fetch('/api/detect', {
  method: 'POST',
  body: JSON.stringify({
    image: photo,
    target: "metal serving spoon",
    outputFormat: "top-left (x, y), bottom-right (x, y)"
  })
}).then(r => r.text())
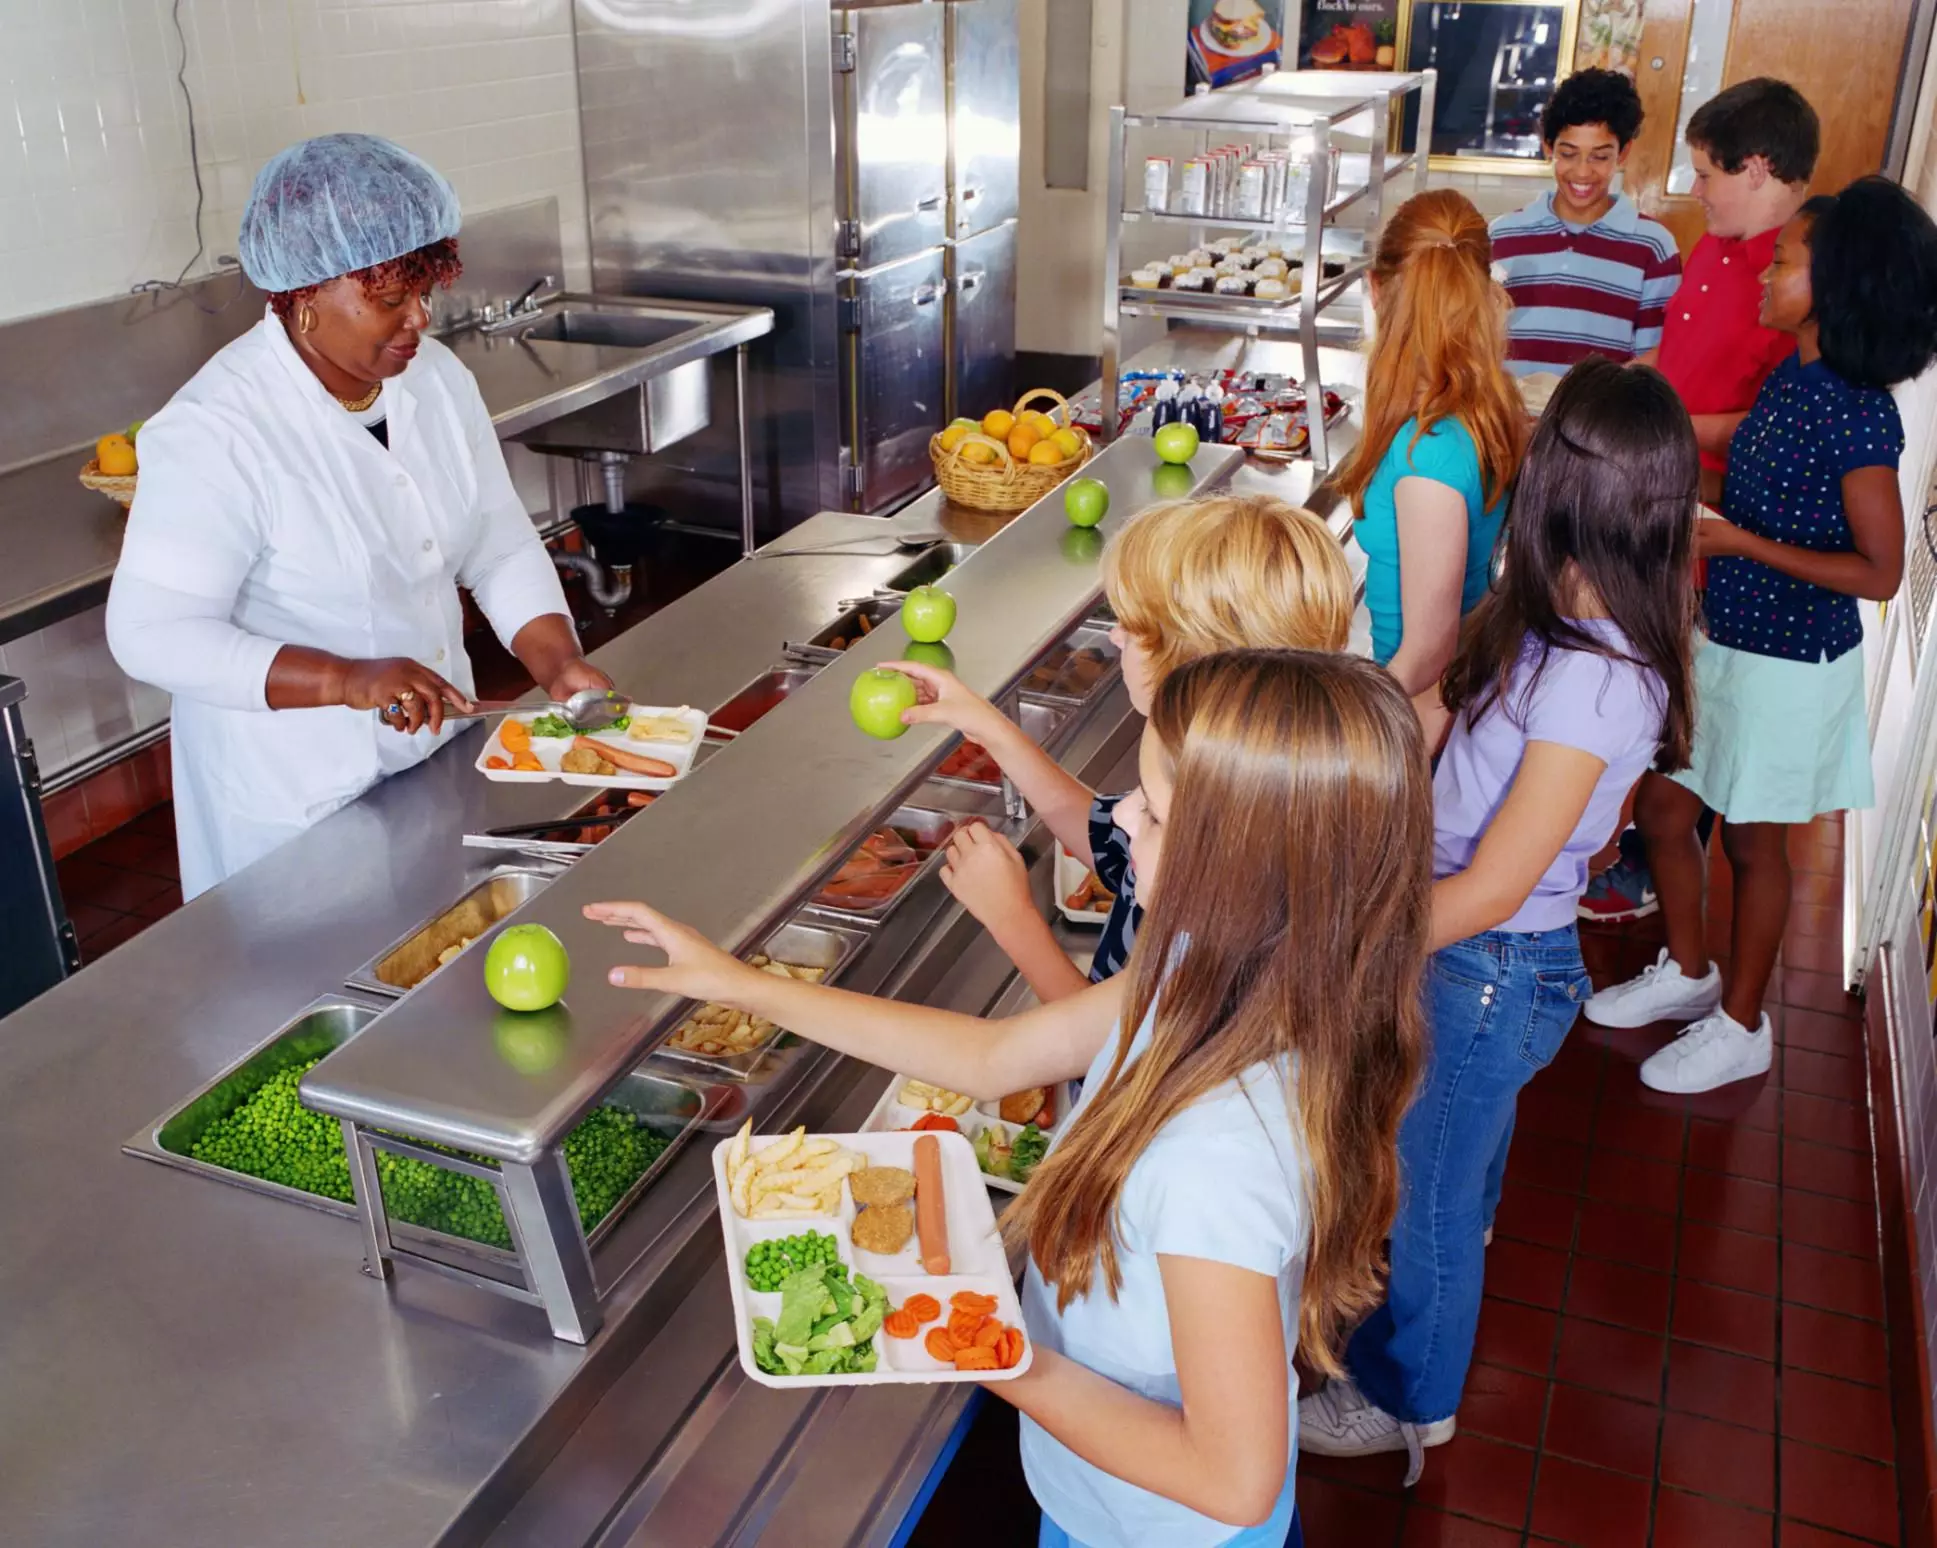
top-left (446, 686), bottom-right (633, 730)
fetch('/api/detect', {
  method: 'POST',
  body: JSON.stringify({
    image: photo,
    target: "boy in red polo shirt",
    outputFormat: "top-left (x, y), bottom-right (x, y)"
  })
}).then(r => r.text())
top-left (1580, 77), bottom-right (1819, 925)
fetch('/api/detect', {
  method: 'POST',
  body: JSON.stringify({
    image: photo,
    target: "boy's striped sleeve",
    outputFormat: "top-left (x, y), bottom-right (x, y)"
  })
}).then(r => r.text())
top-left (1634, 241), bottom-right (1684, 354)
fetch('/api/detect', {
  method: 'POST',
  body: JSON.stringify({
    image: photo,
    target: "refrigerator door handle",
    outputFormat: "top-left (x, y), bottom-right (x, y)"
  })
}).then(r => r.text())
top-left (914, 194), bottom-right (944, 212)
top-left (912, 283), bottom-right (943, 306)
top-left (957, 269), bottom-right (984, 296)
top-left (961, 184), bottom-right (982, 204)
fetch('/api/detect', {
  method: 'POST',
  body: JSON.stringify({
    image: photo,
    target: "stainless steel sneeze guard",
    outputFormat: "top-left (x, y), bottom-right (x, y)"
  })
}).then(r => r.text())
top-left (299, 436), bottom-right (1242, 1340)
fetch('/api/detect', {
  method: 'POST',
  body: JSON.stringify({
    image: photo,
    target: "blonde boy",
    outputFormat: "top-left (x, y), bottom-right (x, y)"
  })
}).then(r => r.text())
top-left (886, 494), bottom-right (1353, 1000)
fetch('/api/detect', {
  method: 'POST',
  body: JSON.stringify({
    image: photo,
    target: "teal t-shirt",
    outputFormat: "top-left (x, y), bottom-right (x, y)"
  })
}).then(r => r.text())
top-left (1353, 416), bottom-right (1508, 665)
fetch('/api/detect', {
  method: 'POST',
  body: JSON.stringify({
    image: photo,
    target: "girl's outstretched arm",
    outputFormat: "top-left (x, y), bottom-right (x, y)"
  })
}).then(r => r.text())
top-left (584, 900), bottom-right (1121, 1097)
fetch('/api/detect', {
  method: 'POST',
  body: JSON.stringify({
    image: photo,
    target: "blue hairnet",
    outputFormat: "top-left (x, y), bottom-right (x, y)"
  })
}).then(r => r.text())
top-left (238, 134), bottom-right (462, 293)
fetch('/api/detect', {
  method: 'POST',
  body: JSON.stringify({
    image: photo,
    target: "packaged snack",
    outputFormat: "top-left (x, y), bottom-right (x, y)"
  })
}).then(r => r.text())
top-left (1143, 156), bottom-right (1171, 213)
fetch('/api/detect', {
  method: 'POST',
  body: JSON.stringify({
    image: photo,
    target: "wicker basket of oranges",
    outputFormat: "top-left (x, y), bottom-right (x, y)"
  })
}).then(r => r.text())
top-left (931, 389), bottom-right (1092, 513)
top-left (79, 429), bottom-right (141, 509)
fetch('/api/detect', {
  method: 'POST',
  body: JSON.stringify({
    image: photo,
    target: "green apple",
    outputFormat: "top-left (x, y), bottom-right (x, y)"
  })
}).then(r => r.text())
top-left (483, 923), bottom-right (570, 1012)
top-left (902, 640), bottom-right (956, 673)
top-left (1060, 527), bottom-right (1105, 565)
top-left (900, 584), bottom-right (957, 643)
top-left (1063, 476), bottom-right (1109, 528)
top-left (850, 667), bottom-right (918, 739)
top-left (1152, 422), bottom-right (1200, 465)
top-left (493, 1005), bottom-right (571, 1074)
top-left (1150, 463), bottom-right (1196, 501)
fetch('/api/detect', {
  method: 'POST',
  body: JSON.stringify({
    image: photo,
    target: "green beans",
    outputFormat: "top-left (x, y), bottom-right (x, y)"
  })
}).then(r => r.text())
top-left (190, 1056), bottom-right (672, 1247)
top-left (743, 1231), bottom-right (841, 1292)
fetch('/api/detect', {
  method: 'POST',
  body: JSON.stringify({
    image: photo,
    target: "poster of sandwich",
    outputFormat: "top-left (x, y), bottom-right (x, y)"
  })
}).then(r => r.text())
top-left (1297, 0), bottom-right (1401, 70)
top-left (1186, 0), bottom-right (1286, 91)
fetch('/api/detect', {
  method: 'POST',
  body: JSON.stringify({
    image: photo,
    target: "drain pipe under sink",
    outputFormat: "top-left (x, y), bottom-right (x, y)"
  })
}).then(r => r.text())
top-left (552, 548), bottom-right (633, 613)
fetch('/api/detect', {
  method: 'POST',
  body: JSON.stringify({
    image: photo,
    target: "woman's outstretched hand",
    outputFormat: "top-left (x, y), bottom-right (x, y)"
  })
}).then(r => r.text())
top-left (582, 900), bottom-right (751, 1005)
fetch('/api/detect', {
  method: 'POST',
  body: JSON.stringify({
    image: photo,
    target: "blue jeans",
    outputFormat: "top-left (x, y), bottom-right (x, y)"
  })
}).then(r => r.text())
top-left (1346, 927), bottom-right (1590, 1424)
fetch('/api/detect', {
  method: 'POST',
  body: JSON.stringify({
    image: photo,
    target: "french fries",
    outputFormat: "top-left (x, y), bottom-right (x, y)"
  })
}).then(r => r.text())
top-left (667, 957), bottom-right (826, 1057)
top-left (724, 1121), bottom-right (864, 1218)
top-left (898, 1079), bottom-right (974, 1118)
top-left (627, 709), bottom-right (697, 745)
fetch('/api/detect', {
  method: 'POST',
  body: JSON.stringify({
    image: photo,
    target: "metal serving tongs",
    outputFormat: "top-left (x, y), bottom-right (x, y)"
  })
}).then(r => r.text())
top-left (461, 795), bottom-right (656, 858)
top-left (444, 686), bottom-right (633, 729)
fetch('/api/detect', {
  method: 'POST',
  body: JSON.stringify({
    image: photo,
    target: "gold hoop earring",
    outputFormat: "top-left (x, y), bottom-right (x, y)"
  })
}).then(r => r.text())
top-left (297, 303), bottom-right (317, 335)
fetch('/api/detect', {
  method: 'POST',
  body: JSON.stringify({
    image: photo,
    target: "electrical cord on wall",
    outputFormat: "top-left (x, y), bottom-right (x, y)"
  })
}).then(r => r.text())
top-left (132, 0), bottom-right (242, 309)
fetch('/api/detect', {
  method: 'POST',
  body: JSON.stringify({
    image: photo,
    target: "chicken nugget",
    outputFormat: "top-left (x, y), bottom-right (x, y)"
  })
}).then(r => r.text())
top-left (850, 1202), bottom-right (914, 1255)
top-left (847, 1164), bottom-right (916, 1209)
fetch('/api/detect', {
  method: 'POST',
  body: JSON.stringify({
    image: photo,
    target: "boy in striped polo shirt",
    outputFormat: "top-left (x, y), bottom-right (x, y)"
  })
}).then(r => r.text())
top-left (1491, 69), bottom-right (1681, 377)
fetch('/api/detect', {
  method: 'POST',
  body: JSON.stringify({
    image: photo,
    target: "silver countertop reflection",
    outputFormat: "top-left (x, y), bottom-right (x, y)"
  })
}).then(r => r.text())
top-left (0, 451), bottom-right (127, 643)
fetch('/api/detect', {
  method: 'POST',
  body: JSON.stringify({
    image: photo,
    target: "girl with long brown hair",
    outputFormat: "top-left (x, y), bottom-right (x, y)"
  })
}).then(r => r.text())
top-left (1301, 359), bottom-right (1699, 1482)
top-left (1335, 188), bottom-right (1527, 694)
top-left (588, 650), bottom-right (1433, 1546)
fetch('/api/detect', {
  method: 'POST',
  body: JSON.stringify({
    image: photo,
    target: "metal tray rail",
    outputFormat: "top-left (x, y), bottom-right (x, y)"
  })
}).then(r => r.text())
top-left (649, 917), bottom-right (871, 1080)
top-left (345, 866), bottom-right (561, 999)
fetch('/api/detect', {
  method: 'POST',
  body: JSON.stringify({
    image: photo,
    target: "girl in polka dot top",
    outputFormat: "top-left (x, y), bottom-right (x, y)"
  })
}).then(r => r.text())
top-left (1583, 177), bottom-right (1937, 1096)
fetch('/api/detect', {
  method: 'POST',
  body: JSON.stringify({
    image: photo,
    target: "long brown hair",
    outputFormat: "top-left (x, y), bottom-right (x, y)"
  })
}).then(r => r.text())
top-left (1440, 358), bottom-right (1698, 772)
top-left (1333, 189), bottom-right (1525, 515)
top-left (1104, 494), bottom-right (1355, 677)
top-left (1005, 650), bottom-right (1433, 1373)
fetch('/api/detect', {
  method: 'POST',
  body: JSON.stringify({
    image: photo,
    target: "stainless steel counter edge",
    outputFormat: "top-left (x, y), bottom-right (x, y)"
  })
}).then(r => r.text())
top-left (298, 437), bottom-right (1243, 1164)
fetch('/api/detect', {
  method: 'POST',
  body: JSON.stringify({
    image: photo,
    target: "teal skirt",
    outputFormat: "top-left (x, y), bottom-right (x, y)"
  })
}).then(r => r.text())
top-left (1670, 635), bottom-right (1874, 824)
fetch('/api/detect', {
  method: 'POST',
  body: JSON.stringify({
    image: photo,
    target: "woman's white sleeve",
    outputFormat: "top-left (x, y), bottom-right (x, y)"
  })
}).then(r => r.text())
top-left (106, 408), bottom-right (284, 710)
top-left (451, 368), bottom-right (572, 643)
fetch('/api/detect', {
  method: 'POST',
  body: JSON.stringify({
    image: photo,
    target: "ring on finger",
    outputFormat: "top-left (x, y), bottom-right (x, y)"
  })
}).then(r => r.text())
top-left (398, 688), bottom-right (417, 703)
top-left (386, 701), bottom-right (403, 719)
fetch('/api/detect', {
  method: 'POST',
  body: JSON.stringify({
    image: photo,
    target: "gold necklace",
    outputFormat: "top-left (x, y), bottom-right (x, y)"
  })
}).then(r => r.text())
top-left (335, 383), bottom-right (382, 413)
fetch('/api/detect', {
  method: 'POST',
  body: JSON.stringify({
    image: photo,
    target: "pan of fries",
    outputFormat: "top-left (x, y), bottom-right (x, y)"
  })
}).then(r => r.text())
top-left (653, 919), bottom-right (867, 1079)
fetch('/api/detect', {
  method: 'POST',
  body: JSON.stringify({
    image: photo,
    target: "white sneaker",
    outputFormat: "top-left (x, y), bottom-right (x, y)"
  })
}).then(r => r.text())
top-left (1298, 1376), bottom-right (1454, 1487)
top-left (1640, 1009), bottom-right (1773, 1094)
top-left (1483, 1227), bottom-right (1494, 1247)
top-left (1583, 947), bottom-right (1723, 1029)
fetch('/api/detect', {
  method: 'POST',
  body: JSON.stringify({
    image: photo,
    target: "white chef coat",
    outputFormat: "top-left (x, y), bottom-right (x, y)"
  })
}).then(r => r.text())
top-left (106, 309), bottom-right (571, 899)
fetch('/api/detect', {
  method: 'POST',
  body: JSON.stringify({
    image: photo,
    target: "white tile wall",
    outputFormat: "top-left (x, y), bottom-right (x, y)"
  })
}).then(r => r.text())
top-left (0, 0), bottom-right (590, 325)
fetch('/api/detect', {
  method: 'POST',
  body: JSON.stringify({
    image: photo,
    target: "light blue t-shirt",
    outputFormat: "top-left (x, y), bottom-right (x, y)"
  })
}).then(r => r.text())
top-left (1017, 999), bottom-right (1310, 1548)
top-left (1353, 416), bottom-right (1508, 666)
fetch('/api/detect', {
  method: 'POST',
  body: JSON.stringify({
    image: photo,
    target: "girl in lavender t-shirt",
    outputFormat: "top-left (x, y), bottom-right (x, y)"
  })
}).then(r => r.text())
top-left (1301, 358), bottom-right (1700, 1479)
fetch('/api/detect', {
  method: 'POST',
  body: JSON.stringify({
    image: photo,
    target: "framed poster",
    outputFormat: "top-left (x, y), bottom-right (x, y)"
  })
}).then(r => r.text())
top-left (1187, 0), bottom-right (1290, 92)
top-left (1296, 0), bottom-right (1403, 72)
top-left (1397, 0), bottom-right (1582, 173)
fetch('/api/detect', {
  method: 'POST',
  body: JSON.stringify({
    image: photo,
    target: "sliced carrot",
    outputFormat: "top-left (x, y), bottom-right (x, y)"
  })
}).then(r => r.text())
top-left (883, 1308), bottom-right (922, 1340)
top-left (485, 756), bottom-right (512, 770)
top-left (948, 1310), bottom-right (987, 1344)
top-left (924, 1327), bottom-right (959, 1362)
top-left (952, 1346), bottom-right (999, 1372)
top-left (973, 1318), bottom-right (1005, 1350)
top-left (998, 1327), bottom-right (1024, 1369)
top-left (499, 721), bottom-right (531, 751)
top-left (950, 1291), bottom-right (998, 1315)
top-left (903, 1293), bottom-right (941, 1324)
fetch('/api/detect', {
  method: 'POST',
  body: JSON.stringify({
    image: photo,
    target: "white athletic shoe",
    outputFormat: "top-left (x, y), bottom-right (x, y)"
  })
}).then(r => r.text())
top-left (1639, 1009), bottom-right (1774, 1094)
top-left (1483, 1227), bottom-right (1494, 1247)
top-left (1583, 947), bottom-right (1723, 1030)
top-left (1298, 1376), bottom-right (1454, 1487)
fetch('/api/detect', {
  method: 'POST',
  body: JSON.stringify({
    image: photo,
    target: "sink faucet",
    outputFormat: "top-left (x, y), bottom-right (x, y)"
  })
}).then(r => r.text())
top-left (511, 275), bottom-right (555, 315)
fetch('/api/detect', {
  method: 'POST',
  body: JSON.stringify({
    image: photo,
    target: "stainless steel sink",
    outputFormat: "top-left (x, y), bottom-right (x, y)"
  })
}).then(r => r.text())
top-left (516, 310), bottom-right (695, 351)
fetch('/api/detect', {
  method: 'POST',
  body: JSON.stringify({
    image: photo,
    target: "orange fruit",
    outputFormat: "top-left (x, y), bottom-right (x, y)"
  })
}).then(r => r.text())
top-left (96, 434), bottom-right (137, 476)
top-left (959, 439), bottom-right (998, 466)
top-left (1006, 424), bottom-right (1040, 459)
top-left (1028, 440), bottom-right (1064, 465)
top-left (1050, 428), bottom-right (1084, 460)
top-left (938, 422), bottom-right (974, 453)
top-left (981, 409), bottom-right (1016, 440)
top-left (1021, 410), bottom-right (1057, 437)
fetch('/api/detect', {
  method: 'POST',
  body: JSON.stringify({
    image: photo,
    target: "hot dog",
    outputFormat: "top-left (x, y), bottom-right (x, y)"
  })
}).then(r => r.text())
top-left (576, 736), bottom-right (675, 778)
top-left (913, 1133), bottom-right (950, 1274)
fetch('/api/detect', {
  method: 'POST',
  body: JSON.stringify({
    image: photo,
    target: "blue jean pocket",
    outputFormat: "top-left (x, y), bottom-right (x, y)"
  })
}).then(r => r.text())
top-left (1521, 969), bottom-right (1591, 1070)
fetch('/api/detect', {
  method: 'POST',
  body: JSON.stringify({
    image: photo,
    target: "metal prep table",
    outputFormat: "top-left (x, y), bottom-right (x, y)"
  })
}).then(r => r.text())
top-left (0, 436), bottom-right (1308, 1548)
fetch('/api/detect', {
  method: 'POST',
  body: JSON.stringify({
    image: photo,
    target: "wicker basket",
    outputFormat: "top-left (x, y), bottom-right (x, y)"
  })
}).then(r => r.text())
top-left (78, 459), bottom-right (137, 509)
top-left (931, 388), bottom-right (1092, 514)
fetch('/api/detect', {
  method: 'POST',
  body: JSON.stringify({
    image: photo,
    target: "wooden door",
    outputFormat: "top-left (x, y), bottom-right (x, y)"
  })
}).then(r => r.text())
top-left (1621, 0), bottom-right (1920, 255)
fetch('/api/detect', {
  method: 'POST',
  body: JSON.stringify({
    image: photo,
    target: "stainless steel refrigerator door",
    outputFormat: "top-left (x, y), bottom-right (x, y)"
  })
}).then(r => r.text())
top-left (844, 248), bottom-right (948, 513)
top-left (839, 5), bottom-right (949, 271)
top-left (947, 221), bottom-right (1017, 423)
top-left (948, 0), bottom-right (1021, 237)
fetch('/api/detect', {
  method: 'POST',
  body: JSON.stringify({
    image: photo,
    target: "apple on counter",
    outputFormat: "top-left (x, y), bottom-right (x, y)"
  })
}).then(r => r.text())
top-left (485, 923), bottom-right (571, 1012)
top-left (1152, 422), bottom-right (1199, 465)
top-left (1063, 476), bottom-right (1108, 528)
top-left (900, 585), bottom-right (956, 643)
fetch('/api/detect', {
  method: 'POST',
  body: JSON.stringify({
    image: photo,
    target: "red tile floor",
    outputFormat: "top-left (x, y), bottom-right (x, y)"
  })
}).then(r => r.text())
top-left (914, 814), bottom-right (1905, 1548)
top-left (51, 703), bottom-right (1902, 1548)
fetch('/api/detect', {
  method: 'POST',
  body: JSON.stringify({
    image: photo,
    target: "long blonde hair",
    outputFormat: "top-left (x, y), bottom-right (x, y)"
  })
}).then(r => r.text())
top-left (1005, 650), bottom-right (1432, 1373)
top-left (1103, 495), bottom-right (1353, 682)
top-left (1334, 188), bottom-right (1525, 515)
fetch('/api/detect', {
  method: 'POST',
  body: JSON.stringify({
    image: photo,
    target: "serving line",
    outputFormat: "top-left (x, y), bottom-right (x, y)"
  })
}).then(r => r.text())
top-left (0, 443), bottom-right (1234, 1547)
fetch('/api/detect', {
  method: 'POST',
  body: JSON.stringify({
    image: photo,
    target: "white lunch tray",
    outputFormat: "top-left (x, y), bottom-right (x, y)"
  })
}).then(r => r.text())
top-left (475, 704), bottom-right (708, 791)
top-left (858, 1076), bottom-right (1071, 1197)
top-left (1055, 843), bottom-right (1113, 927)
top-left (713, 1128), bottom-right (1031, 1387)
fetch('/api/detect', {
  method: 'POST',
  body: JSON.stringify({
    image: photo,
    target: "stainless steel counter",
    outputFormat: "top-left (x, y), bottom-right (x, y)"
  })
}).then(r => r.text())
top-left (0, 450), bottom-right (128, 643)
top-left (0, 443), bottom-right (1241, 1547)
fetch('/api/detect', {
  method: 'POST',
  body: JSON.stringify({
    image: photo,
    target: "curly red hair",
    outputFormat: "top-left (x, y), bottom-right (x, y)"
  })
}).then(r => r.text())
top-left (268, 237), bottom-right (463, 320)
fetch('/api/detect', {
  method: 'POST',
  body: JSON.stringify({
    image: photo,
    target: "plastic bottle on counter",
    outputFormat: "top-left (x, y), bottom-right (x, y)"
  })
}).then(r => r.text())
top-left (1188, 383), bottom-right (1224, 444)
top-left (1150, 379), bottom-right (1182, 431)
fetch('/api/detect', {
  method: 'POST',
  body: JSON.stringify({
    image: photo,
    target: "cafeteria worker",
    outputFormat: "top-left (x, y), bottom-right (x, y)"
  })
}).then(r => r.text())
top-left (107, 135), bottom-right (608, 899)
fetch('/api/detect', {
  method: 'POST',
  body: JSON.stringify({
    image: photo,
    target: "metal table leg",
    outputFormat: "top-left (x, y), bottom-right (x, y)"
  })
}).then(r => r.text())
top-left (342, 1120), bottom-right (395, 1281)
top-left (502, 1151), bottom-right (604, 1344)
top-left (735, 344), bottom-right (756, 559)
